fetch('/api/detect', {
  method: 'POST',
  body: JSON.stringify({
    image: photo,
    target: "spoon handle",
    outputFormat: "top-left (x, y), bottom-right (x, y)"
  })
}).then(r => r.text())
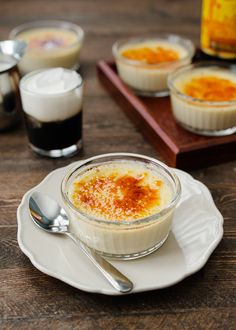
top-left (66, 232), bottom-right (133, 293)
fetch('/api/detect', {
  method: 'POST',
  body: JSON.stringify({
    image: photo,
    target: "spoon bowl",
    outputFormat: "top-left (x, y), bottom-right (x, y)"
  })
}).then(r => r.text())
top-left (29, 191), bottom-right (133, 293)
top-left (29, 193), bottom-right (69, 232)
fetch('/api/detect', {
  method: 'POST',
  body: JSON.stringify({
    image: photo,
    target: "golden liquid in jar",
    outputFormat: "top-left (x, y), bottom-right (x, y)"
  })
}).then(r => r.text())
top-left (201, 0), bottom-right (236, 59)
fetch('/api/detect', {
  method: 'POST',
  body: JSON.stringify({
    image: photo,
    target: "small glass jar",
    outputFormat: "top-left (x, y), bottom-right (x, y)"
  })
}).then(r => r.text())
top-left (10, 20), bottom-right (84, 75)
top-left (201, 0), bottom-right (236, 60)
top-left (61, 153), bottom-right (181, 260)
top-left (113, 34), bottom-right (194, 97)
top-left (168, 62), bottom-right (236, 136)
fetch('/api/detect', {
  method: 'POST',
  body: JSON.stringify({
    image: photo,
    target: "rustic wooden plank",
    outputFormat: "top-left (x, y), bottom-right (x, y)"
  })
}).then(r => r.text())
top-left (1, 310), bottom-right (236, 330)
top-left (0, 262), bottom-right (236, 313)
top-left (97, 60), bottom-right (236, 169)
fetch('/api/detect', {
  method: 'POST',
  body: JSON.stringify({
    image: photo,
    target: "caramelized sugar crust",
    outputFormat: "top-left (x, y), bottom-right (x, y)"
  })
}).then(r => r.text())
top-left (121, 46), bottom-right (179, 64)
top-left (70, 165), bottom-right (168, 221)
top-left (184, 76), bottom-right (236, 102)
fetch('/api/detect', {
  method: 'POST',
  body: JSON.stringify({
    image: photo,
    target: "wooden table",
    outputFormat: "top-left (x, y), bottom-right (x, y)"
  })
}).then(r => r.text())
top-left (1, 1), bottom-right (235, 329)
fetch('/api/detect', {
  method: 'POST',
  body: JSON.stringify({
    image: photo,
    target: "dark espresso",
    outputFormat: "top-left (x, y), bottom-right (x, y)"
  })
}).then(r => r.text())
top-left (24, 110), bottom-right (82, 150)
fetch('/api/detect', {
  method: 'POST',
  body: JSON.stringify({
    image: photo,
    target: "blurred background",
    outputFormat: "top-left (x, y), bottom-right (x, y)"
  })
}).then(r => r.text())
top-left (0, 0), bottom-right (202, 159)
top-left (0, 0), bottom-right (202, 65)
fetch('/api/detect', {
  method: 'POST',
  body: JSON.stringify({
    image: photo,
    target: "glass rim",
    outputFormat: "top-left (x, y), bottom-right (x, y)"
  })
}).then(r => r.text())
top-left (9, 20), bottom-right (84, 50)
top-left (20, 68), bottom-right (83, 97)
top-left (112, 34), bottom-right (195, 68)
top-left (61, 153), bottom-right (181, 226)
top-left (168, 61), bottom-right (236, 106)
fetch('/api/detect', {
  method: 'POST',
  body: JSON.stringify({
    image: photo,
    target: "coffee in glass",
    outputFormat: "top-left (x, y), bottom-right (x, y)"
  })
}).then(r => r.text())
top-left (20, 68), bottom-right (83, 157)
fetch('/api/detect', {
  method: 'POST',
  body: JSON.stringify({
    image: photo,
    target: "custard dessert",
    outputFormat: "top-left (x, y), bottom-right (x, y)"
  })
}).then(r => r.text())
top-left (169, 63), bottom-right (236, 136)
top-left (113, 35), bottom-right (194, 96)
top-left (69, 162), bottom-right (172, 221)
top-left (61, 154), bottom-right (181, 259)
top-left (10, 21), bottom-right (84, 74)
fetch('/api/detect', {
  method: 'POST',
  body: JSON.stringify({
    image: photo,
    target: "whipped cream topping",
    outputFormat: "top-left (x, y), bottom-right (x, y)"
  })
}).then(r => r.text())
top-left (20, 68), bottom-right (83, 122)
top-left (22, 68), bottom-right (82, 94)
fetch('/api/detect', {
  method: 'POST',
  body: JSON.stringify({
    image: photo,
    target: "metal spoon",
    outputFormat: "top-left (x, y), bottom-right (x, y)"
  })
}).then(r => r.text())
top-left (28, 192), bottom-right (133, 293)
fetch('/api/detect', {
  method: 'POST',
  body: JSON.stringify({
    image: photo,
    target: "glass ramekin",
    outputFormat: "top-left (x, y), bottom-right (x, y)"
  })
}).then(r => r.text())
top-left (10, 20), bottom-right (84, 75)
top-left (112, 34), bottom-right (195, 97)
top-left (168, 62), bottom-right (236, 136)
top-left (61, 153), bottom-right (181, 260)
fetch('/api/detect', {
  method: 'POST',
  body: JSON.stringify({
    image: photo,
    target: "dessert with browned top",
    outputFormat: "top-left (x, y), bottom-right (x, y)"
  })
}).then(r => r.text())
top-left (183, 75), bottom-right (236, 102)
top-left (121, 45), bottom-right (180, 64)
top-left (169, 63), bottom-right (236, 136)
top-left (10, 21), bottom-right (84, 74)
top-left (113, 35), bottom-right (194, 96)
top-left (69, 163), bottom-right (171, 221)
top-left (62, 155), bottom-right (180, 259)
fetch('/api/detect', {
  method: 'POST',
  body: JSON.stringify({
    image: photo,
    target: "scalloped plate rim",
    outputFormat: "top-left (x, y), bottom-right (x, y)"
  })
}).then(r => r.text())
top-left (17, 158), bottom-right (224, 295)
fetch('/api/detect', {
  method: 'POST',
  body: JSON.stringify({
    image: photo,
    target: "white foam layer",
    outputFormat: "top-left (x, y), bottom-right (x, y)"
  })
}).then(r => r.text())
top-left (23, 68), bottom-right (82, 94)
top-left (20, 68), bottom-right (83, 122)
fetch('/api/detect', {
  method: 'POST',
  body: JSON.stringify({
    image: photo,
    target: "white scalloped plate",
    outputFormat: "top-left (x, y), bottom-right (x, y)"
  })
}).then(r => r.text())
top-left (17, 158), bottom-right (223, 295)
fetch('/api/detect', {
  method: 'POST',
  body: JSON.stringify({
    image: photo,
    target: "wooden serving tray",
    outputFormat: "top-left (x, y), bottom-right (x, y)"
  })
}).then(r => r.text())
top-left (97, 60), bottom-right (236, 170)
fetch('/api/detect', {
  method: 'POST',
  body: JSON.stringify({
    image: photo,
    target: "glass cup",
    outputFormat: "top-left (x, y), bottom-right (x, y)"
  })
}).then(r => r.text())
top-left (19, 68), bottom-right (83, 157)
top-left (61, 153), bottom-right (181, 260)
top-left (168, 62), bottom-right (236, 136)
top-left (112, 34), bottom-right (194, 97)
top-left (10, 20), bottom-right (84, 75)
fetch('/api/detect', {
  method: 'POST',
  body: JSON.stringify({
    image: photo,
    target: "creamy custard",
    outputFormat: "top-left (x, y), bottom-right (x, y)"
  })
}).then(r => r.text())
top-left (11, 22), bottom-right (84, 74)
top-left (169, 66), bottom-right (236, 135)
top-left (62, 157), bottom-right (180, 259)
top-left (69, 162), bottom-right (172, 221)
top-left (18, 28), bottom-right (78, 50)
top-left (113, 37), bottom-right (194, 96)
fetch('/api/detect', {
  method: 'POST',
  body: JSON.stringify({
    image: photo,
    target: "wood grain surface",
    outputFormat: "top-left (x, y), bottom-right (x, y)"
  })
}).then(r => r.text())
top-left (97, 60), bottom-right (236, 169)
top-left (0, 1), bottom-right (235, 329)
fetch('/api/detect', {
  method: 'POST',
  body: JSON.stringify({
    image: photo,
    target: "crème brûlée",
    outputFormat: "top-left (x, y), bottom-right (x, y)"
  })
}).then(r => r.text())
top-left (69, 162), bottom-right (172, 221)
top-left (113, 37), bottom-right (194, 96)
top-left (13, 25), bottom-right (83, 74)
top-left (121, 44), bottom-right (180, 65)
top-left (64, 159), bottom-right (179, 259)
top-left (18, 28), bottom-right (78, 50)
top-left (182, 75), bottom-right (236, 102)
top-left (169, 65), bottom-right (236, 135)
